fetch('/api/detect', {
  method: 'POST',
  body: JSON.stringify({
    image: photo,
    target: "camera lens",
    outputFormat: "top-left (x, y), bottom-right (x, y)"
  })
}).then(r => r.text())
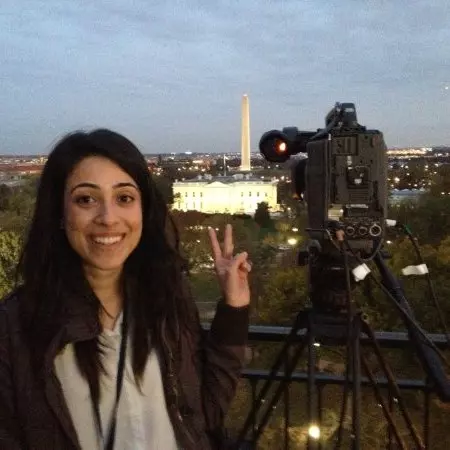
top-left (369, 224), bottom-right (382, 237)
top-left (259, 130), bottom-right (291, 163)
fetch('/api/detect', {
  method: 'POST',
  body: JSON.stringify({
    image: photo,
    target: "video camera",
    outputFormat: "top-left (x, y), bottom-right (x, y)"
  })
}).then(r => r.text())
top-left (260, 102), bottom-right (388, 257)
top-left (237, 103), bottom-right (450, 449)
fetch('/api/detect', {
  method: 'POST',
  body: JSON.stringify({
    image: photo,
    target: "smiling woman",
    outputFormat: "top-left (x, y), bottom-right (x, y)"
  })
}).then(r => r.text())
top-left (0, 129), bottom-right (251, 450)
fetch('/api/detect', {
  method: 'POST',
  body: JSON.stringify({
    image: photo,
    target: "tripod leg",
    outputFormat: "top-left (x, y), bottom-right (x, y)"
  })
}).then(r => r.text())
top-left (307, 314), bottom-right (318, 450)
top-left (284, 350), bottom-right (290, 450)
top-left (423, 381), bottom-right (431, 449)
top-left (246, 339), bottom-right (309, 446)
top-left (351, 315), bottom-right (362, 450)
top-left (361, 319), bottom-right (425, 450)
top-left (307, 314), bottom-right (331, 450)
top-left (318, 385), bottom-right (324, 450)
top-left (373, 253), bottom-right (450, 401)
top-left (387, 387), bottom-right (394, 450)
top-left (360, 355), bottom-right (408, 450)
top-left (333, 314), bottom-right (362, 450)
top-left (234, 311), bottom-right (309, 447)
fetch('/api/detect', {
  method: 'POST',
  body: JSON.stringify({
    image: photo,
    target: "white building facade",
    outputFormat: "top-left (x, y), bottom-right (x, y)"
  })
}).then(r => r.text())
top-left (173, 173), bottom-right (279, 215)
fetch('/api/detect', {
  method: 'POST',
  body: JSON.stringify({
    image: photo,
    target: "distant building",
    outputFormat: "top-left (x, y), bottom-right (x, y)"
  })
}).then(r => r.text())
top-left (172, 173), bottom-right (279, 215)
top-left (173, 94), bottom-right (280, 215)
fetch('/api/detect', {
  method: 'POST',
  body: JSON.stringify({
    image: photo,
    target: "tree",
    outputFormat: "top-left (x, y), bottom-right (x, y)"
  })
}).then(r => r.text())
top-left (254, 202), bottom-right (274, 231)
top-left (0, 176), bottom-right (38, 235)
top-left (0, 184), bottom-right (11, 211)
top-left (389, 193), bottom-right (450, 244)
top-left (0, 231), bottom-right (22, 299)
top-left (276, 179), bottom-right (305, 214)
top-left (0, 175), bottom-right (38, 223)
top-left (153, 175), bottom-right (174, 205)
top-left (256, 266), bottom-right (308, 325)
top-left (430, 164), bottom-right (450, 196)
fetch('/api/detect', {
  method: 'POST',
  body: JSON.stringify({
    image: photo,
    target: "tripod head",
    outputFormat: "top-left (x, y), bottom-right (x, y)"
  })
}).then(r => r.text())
top-left (296, 238), bottom-right (357, 313)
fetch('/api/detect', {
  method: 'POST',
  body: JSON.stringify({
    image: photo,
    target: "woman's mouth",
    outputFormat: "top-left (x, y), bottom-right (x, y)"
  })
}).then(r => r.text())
top-left (91, 235), bottom-right (124, 246)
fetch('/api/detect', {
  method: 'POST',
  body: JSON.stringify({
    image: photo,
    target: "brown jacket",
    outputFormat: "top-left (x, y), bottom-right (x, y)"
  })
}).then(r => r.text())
top-left (0, 292), bottom-right (249, 450)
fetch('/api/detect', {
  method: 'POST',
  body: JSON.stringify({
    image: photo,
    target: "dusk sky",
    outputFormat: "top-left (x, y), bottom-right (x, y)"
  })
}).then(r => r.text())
top-left (1, 0), bottom-right (450, 155)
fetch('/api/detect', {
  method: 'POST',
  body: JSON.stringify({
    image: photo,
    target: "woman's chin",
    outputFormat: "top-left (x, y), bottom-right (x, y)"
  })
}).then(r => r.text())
top-left (83, 259), bottom-right (126, 275)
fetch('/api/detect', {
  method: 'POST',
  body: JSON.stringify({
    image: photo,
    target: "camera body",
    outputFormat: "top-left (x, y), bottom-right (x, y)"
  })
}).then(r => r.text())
top-left (260, 103), bottom-right (388, 255)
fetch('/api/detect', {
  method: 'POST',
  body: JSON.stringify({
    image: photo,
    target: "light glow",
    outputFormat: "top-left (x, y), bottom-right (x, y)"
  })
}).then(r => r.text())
top-left (277, 141), bottom-right (287, 153)
top-left (308, 425), bottom-right (320, 440)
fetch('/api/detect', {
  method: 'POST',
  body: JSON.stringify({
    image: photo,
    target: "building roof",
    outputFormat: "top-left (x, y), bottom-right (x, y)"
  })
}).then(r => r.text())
top-left (173, 173), bottom-right (277, 185)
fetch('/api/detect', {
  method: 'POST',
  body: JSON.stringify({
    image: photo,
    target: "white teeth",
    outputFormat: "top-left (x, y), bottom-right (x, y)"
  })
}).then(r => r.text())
top-left (92, 236), bottom-right (123, 245)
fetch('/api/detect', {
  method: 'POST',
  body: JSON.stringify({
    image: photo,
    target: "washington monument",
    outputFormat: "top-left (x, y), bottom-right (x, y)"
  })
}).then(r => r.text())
top-left (240, 94), bottom-right (251, 172)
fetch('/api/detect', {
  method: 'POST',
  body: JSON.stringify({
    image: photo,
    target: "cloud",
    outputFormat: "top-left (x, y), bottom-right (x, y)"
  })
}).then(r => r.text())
top-left (1, 0), bottom-right (449, 153)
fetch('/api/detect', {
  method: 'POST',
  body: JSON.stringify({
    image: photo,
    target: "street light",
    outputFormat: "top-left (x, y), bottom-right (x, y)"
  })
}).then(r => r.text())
top-left (308, 424), bottom-right (321, 440)
top-left (287, 237), bottom-right (298, 246)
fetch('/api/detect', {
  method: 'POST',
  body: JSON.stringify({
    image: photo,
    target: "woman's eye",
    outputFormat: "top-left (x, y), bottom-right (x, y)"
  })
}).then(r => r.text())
top-left (75, 195), bottom-right (95, 205)
top-left (118, 194), bottom-right (134, 204)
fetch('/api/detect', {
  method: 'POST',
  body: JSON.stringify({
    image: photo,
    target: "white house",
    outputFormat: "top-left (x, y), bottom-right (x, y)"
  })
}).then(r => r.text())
top-left (173, 173), bottom-right (279, 215)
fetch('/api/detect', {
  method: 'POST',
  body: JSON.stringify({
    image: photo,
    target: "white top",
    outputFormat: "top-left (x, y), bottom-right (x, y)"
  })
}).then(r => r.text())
top-left (54, 314), bottom-right (180, 450)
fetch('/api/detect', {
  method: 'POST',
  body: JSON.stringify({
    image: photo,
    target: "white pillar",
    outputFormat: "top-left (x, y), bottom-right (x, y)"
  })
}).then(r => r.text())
top-left (240, 94), bottom-right (251, 172)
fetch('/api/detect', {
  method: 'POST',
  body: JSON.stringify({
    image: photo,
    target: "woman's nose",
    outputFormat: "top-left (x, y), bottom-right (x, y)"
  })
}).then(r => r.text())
top-left (95, 202), bottom-right (119, 225)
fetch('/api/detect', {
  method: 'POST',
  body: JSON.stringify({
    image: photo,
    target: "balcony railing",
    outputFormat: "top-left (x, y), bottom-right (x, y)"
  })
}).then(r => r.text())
top-left (218, 323), bottom-right (450, 450)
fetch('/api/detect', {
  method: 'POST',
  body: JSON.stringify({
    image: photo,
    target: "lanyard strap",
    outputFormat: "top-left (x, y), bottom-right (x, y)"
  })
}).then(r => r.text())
top-left (91, 304), bottom-right (129, 450)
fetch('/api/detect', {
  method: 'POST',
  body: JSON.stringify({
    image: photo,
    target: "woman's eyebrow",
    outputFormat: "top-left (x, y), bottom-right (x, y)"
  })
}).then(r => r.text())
top-left (70, 182), bottom-right (139, 194)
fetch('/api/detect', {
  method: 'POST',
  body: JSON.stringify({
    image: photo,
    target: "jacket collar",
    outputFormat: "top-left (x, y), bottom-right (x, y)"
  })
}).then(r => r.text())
top-left (41, 291), bottom-right (101, 450)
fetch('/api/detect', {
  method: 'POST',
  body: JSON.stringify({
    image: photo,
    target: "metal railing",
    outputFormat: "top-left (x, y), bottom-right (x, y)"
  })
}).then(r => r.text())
top-left (222, 324), bottom-right (450, 450)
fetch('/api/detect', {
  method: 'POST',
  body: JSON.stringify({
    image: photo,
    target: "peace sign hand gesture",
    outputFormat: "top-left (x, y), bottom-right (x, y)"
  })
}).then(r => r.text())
top-left (208, 224), bottom-right (251, 308)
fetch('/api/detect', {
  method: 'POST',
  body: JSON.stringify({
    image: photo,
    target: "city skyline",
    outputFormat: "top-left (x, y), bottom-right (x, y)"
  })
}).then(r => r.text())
top-left (1, 1), bottom-right (450, 155)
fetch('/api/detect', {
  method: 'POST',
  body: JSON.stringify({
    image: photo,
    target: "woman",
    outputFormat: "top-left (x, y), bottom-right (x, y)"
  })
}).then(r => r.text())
top-left (0, 129), bottom-right (251, 450)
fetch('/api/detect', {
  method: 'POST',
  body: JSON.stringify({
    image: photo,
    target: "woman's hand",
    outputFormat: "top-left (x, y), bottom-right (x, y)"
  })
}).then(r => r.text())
top-left (208, 224), bottom-right (251, 308)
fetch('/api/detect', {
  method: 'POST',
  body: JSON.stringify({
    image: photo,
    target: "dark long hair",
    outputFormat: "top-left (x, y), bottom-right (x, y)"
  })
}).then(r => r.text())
top-left (17, 129), bottom-right (194, 401)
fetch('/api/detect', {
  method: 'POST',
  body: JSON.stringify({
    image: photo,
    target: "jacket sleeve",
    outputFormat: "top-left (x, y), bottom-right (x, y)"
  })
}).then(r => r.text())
top-left (195, 299), bottom-right (249, 435)
top-left (0, 304), bottom-right (23, 449)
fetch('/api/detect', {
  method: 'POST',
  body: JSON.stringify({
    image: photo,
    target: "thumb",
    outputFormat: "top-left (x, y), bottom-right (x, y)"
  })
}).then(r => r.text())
top-left (231, 251), bottom-right (248, 271)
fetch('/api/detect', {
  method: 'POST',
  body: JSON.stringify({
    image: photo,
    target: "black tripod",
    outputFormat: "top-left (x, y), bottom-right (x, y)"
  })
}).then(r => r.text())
top-left (233, 251), bottom-right (449, 450)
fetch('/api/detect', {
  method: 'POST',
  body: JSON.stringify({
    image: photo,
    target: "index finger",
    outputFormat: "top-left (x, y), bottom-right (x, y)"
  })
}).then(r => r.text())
top-left (208, 227), bottom-right (222, 261)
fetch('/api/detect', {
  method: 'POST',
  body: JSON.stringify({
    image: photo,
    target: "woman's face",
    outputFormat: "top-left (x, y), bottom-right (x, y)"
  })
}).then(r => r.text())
top-left (63, 156), bottom-right (143, 277)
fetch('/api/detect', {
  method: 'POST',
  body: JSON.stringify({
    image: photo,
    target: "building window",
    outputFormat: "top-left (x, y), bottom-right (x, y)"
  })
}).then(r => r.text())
top-left (241, 192), bottom-right (244, 197)
top-left (257, 192), bottom-right (260, 197)
top-left (193, 192), bottom-right (196, 197)
top-left (185, 192), bottom-right (188, 197)
top-left (200, 192), bottom-right (203, 197)
top-left (265, 193), bottom-right (268, 197)
top-left (249, 192), bottom-right (252, 196)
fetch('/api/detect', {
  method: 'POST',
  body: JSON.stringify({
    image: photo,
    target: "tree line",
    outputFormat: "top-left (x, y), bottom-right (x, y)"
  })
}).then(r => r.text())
top-left (1, 172), bottom-right (450, 448)
top-left (0, 173), bottom-right (449, 332)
